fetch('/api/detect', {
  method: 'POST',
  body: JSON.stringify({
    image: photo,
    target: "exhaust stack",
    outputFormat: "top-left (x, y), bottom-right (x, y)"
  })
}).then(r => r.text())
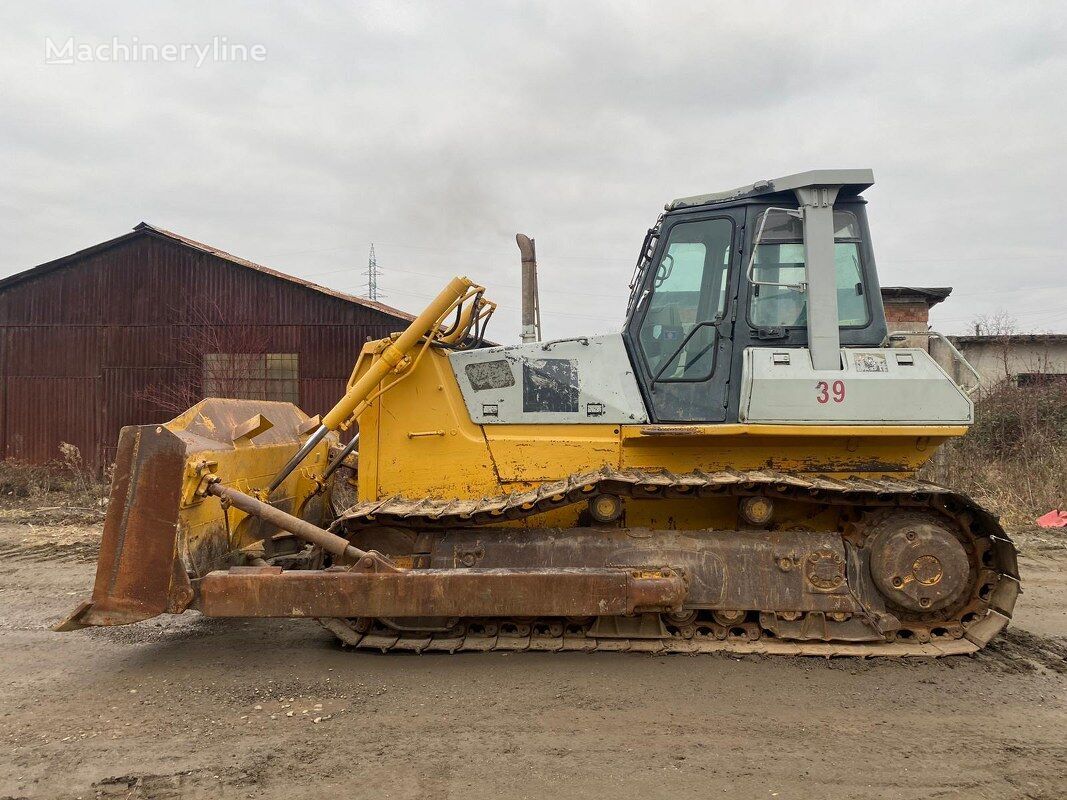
top-left (516, 233), bottom-right (542, 343)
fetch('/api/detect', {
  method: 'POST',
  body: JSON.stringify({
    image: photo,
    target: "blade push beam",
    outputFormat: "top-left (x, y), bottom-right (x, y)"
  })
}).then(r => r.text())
top-left (195, 566), bottom-right (686, 619)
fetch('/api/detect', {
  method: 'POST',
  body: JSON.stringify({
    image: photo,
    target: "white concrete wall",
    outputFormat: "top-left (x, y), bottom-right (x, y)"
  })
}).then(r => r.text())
top-left (931, 338), bottom-right (1067, 388)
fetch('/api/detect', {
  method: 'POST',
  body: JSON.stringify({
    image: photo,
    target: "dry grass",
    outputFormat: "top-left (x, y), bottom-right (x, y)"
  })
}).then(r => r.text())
top-left (0, 444), bottom-right (109, 525)
top-left (923, 379), bottom-right (1067, 526)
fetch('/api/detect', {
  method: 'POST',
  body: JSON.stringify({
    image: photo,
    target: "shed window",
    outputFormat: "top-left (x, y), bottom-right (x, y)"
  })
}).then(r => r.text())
top-left (202, 353), bottom-right (299, 404)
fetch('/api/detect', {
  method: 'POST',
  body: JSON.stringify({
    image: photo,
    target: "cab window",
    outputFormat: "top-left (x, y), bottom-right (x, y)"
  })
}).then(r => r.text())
top-left (749, 210), bottom-right (870, 328)
top-left (638, 217), bottom-right (733, 381)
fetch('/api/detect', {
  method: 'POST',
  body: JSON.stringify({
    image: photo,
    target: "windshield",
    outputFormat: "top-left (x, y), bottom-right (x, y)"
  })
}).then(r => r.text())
top-left (638, 217), bottom-right (733, 380)
top-left (749, 209), bottom-right (870, 328)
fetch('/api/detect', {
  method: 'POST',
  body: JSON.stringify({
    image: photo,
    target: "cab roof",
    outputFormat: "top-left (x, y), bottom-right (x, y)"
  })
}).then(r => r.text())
top-left (666, 169), bottom-right (875, 211)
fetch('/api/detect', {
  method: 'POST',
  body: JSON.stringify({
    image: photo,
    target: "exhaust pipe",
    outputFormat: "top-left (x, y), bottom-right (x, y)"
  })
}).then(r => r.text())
top-left (516, 233), bottom-right (541, 343)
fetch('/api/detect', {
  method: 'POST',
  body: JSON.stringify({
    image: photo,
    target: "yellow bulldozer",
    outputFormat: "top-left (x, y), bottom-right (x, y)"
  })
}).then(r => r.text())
top-left (58, 169), bottom-right (1018, 656)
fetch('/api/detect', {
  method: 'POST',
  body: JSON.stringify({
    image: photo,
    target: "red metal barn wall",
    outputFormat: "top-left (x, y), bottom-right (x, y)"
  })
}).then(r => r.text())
top-left (0, 234), bottom-right (406, 470)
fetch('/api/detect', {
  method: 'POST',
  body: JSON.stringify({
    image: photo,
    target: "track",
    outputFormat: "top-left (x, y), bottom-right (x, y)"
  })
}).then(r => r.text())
top-left (327, 467), bottom-right (1020, 656)
top-left (319, 616), bottom-right (981, 657)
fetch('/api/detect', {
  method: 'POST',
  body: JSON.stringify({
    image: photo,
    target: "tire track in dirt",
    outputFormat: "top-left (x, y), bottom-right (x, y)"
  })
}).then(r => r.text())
top-left (0, 540), bottom-right (99, 564)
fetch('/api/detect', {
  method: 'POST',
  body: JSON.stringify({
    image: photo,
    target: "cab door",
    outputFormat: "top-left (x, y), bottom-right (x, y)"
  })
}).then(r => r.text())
top-left (623, 212), bottom-right (741, 423)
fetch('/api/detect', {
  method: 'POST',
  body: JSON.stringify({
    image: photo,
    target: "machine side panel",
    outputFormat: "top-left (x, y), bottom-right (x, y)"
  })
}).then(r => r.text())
top-left (739, 347), bottom-right (973, 424)
top-left (448, 334), bottom-right (649, 425)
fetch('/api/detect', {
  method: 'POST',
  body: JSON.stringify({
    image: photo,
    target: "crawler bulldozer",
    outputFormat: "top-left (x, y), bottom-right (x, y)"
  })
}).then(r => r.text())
top-left (58, 170), bottom-right (1019, 656)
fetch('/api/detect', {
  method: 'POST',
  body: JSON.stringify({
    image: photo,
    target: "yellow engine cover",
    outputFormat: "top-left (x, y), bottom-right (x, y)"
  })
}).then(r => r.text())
top-left (354, 347), bottom-right (964, 530)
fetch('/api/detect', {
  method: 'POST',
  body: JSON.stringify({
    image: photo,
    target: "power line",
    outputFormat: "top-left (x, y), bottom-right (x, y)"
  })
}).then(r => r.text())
top-left (376, 283), bottom-right (624, 322)
top-left (886, 254), bottom-right (1061, 264)
top-left (263, 238), bottom-right (1061, 267)
top-left (262, 240), bottom-right (634, 264)
top-left (935, 302), bottom-right (1067, 322)
top-left (948, 284), bottom-right (1067, 298)
top-left (317, 262), bottom-right (630, 301)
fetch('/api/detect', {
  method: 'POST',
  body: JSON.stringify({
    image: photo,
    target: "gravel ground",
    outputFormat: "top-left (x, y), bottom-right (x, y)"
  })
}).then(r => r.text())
top-left (1, 521), bottom-right (1065, 800)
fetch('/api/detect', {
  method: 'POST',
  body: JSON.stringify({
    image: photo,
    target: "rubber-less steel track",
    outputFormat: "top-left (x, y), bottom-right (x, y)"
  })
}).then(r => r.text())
top-left (326, 468), bottom-right (1020, 657)
top-left (319, 618), bottom-right (983, 657)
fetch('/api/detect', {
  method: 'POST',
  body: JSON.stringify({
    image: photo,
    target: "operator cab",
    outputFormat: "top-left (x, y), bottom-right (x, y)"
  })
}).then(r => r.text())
top-left (622, 169), bottom-right (887, 423)
top-left (451, 169), bottom-right (970, 429)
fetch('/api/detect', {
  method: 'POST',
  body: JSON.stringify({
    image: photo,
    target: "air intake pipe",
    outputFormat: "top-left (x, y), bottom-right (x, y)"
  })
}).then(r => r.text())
top-left (794, 184), bottom-right (842, 371)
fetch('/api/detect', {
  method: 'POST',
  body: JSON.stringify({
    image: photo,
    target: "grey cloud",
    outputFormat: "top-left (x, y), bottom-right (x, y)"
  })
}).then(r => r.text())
top-left (1, 1), bottom-right (1065, 340)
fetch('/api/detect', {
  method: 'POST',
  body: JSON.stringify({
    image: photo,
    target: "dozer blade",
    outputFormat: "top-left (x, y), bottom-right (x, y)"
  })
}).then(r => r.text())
top-left (54, 424), bottom-right (192, 630)
top-left (55, 398), bottom-right (331, 631)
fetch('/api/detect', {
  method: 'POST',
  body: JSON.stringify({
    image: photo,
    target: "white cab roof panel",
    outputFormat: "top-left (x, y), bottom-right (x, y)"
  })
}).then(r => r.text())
top-left (668, 169), bottom-right (875, 211)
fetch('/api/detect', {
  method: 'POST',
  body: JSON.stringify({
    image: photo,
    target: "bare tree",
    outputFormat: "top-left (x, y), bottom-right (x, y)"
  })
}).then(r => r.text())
top-left (134, 298), bottom-right (274, 416)
top-left (970, 310), bottom-right (1018, 383)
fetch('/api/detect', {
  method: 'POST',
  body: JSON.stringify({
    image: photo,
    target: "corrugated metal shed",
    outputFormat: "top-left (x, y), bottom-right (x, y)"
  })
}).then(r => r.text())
top-left (0, 223), bottom-right (415, 469)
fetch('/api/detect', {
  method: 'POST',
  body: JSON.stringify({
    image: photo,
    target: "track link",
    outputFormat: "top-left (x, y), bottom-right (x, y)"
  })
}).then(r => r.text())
top-left (319, 616), bottom-right (984, 657)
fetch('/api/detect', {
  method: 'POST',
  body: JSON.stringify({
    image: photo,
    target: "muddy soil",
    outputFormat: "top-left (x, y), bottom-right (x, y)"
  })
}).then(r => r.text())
top-left (1, 522), bottom-right (1065, 800)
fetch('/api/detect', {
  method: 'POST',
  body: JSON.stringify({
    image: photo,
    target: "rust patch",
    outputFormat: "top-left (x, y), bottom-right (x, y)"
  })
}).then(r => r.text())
top-left (58, 424), bottom-right (191, 628)
top-left (195, 566), bottom-right (685, 618)
top-left (635, 426), bottom-right (697, 437)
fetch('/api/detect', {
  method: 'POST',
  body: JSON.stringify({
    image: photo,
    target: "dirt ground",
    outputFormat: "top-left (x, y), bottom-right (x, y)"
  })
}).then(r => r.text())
top-left (1, 520), bottom-right (1065, 800)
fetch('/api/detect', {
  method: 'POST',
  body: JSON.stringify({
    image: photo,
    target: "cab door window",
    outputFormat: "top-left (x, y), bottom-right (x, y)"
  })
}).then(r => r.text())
top-left (638, 217), bottom-right (733, 381)
top-left (749, 209), bottom-right (870, 328)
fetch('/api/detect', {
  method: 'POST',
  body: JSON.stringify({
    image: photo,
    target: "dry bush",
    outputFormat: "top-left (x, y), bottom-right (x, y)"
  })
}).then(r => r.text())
top-left (0, 459), bottom-right (64, 498)
top-left (0, 443), bottom-right (109, 522)
top-left (924, 378), bottom-right (1067, 524)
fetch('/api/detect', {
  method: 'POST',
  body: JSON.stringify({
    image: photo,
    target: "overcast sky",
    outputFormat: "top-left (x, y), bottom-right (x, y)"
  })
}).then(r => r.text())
top-left (2, 2), bottom-right (1065, 340)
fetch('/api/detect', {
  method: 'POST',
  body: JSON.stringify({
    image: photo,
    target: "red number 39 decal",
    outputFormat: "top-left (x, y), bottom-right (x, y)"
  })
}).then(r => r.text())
top-left (816, 380), bottom-right (846, 404)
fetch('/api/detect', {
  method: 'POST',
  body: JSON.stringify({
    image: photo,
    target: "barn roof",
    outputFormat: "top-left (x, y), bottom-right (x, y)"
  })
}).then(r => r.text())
top-left (0, 222), bottom-right (416, 321)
